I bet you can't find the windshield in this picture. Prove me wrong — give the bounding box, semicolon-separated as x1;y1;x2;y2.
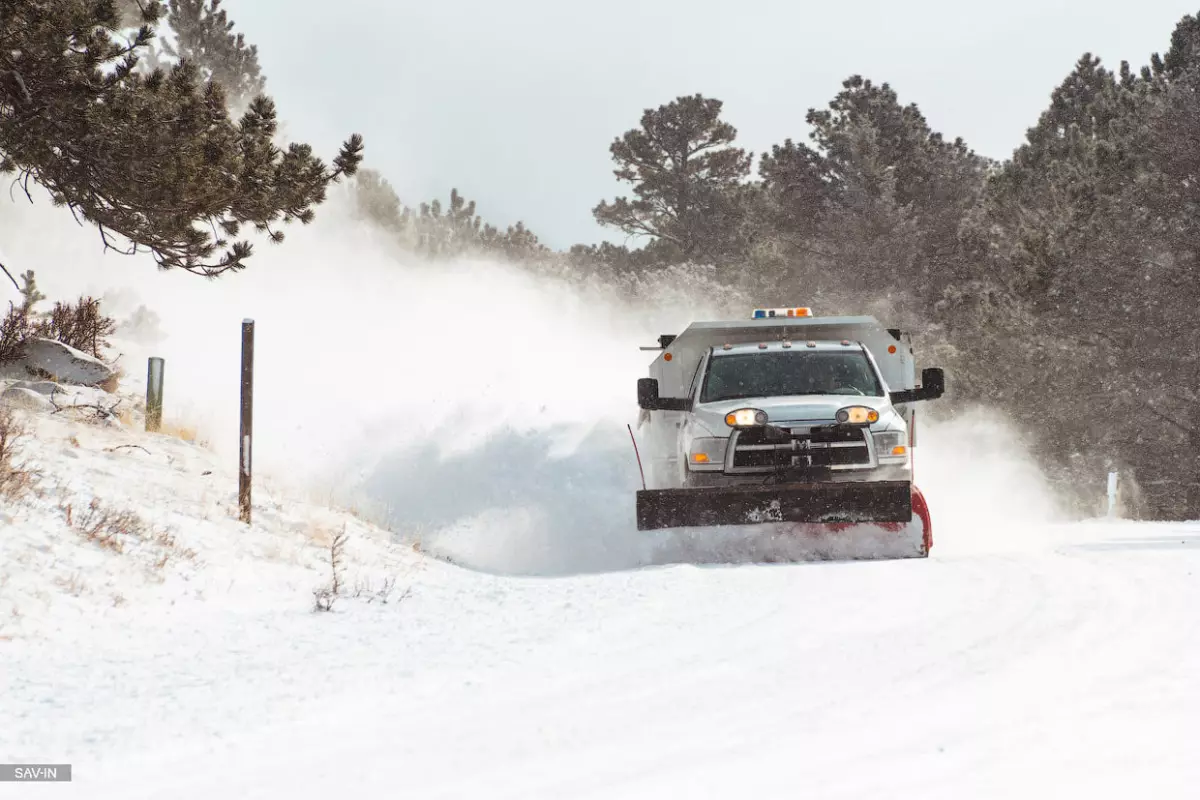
699;350;884;403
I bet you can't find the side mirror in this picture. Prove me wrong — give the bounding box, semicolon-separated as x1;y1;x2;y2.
637;378;660;409
889;367;946;405
637;378;689;411
920;367;945;399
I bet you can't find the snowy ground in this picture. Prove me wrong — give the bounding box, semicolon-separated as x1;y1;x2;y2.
3;392;1199;799
1;195;1196;797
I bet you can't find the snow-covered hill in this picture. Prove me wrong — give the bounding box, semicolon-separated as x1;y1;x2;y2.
0;384;418;634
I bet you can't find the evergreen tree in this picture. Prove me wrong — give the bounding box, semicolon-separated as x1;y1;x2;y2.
0;0;364;277
967;40;1200;517
349;168;405;233
802;76;990;298
757;138;833;244
593;94;752;263
348;173;549;263
1157;10;1200;79
160;0;266;113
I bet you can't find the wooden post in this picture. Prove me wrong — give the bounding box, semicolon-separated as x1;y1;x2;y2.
239;319;254;524
145;357;164;432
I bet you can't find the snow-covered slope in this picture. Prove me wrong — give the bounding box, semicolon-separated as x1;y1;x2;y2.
0;384;421;635
3;394;1198;799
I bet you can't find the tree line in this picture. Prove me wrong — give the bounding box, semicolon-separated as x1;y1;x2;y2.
353;12;1200;519
3;2;1198;517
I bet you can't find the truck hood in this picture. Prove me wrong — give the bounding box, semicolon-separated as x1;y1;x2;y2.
693;394;896;433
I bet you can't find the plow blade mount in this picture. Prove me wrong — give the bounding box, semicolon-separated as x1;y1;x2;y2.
636;480;913;532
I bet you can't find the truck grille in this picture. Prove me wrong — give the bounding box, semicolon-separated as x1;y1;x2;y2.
729;424;871;472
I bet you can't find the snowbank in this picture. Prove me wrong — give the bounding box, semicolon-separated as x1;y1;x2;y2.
0;380;427;642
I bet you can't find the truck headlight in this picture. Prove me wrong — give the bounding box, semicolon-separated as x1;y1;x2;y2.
836;406;879;425
688;437;727;469
725;408;768;427
872;430;908;460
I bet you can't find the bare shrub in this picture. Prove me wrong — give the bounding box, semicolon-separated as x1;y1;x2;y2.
48;391;124;425
352;575;411;605
312;526;348;612
0;270;42;363
0;407;38;501
0;303;30;363
0;271;117;364
32;296;117;359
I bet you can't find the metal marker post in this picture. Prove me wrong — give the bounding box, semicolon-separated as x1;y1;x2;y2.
1106;470;1119;519
145;357;164;432
239;319;254;524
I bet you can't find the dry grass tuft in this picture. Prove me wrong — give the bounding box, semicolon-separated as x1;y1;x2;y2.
60;497;196;565
61;498;146;554
159;420;199;442
54;572;87;597
155;418;210;448
97;364;124;394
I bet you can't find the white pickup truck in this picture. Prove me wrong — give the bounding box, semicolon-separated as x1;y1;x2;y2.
632;307;944;554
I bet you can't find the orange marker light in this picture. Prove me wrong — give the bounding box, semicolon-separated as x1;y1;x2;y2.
664;352;672;361
888;345;897;354
892;445;907;456
691;453;710;463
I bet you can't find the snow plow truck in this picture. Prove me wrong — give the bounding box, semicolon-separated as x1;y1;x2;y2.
632;306;945;559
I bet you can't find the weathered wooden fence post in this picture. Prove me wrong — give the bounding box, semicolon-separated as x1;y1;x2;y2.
239;319;254;524
145;357;164;432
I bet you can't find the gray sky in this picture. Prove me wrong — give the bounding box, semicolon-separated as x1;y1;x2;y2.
226;0;1197;250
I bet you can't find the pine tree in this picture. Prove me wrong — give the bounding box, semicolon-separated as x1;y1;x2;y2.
802;76;989;299
160;0;266;113
593;94;752;263
757;138;833;244
0;1;364;277
350;168;405;233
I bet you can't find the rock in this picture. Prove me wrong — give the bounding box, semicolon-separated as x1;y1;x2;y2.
1;385;52;411
19;337;114;386
8;379;61;396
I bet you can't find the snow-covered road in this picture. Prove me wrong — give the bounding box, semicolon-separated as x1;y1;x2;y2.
7;519;1198;799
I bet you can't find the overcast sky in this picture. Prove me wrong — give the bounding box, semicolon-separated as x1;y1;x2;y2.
225;0;1197;250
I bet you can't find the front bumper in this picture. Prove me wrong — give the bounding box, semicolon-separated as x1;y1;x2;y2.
635;480;913;531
